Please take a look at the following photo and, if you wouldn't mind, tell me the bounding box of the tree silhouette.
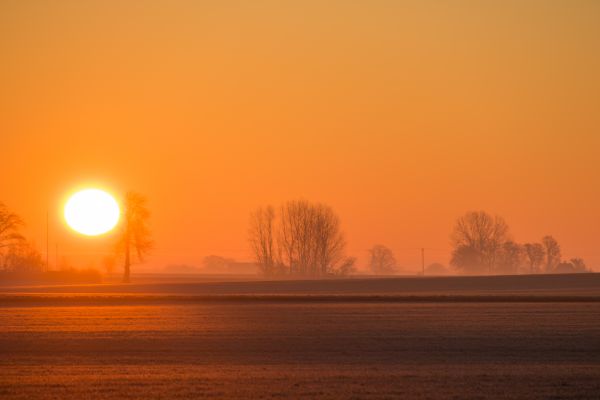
[569,258,587,272]
[450,211,511,274]
[554,258,587,274]
[523,243,545,273]
[0,202,24,251]
[249,206,276,275]
[448,212,590,276]
[368,245,398,274]
[425,263,450,275]
[542,235,561,273]
[249,200,353,277]
[497,241,523,274]
[116,192,152,282]
[2,240,44,272]
[0,202,27,271]
[278,200,347,276]
[450,245,484,275]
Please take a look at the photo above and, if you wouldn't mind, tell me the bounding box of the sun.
[65,189,121,236]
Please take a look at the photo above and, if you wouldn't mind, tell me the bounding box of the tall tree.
[541,235,561,273]
[523,243,545,273]
[311,203,346,276]
[368,245,398,274]
[450,211,510,274]
[249,206,276,275]
[117,192,152,282]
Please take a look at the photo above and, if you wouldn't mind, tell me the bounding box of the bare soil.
[1,274,599,399]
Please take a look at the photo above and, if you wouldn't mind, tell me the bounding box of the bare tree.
[335,257,357,276]
[0,202,24,251]
[542,235,561,273]
[450,245,484,275]
[569,258,587,272]
[496,241,523,274]
[368,245,398,274]
[116,192,152,282]
[311,203,346,276]
[278,200,346,276]
[1,240,44,272]
[277,201,299,274]
[278,200,316,275]
[450,211,511,274]
[249,206,276,275]
[250,200,351,277]
[0,202,26,271]
[523,243,545,273]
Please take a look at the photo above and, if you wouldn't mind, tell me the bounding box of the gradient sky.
[1,1,599,271]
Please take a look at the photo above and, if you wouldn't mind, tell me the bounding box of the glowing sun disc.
[65,189,120,236]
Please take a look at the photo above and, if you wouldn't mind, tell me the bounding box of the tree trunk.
[123,243,131,283]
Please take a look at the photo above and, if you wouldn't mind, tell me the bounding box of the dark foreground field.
[1,274,599,399]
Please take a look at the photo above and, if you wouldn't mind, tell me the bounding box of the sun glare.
[64,189,120,236]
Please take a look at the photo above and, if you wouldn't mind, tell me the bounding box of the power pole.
[421,248,425,276]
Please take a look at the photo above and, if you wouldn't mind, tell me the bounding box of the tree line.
[249,204,591,276]
[450,211,588,275]
[2,197,592,279]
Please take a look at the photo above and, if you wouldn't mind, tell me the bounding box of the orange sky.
[1,1,599,272]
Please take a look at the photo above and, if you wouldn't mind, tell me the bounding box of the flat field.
[1,274,599,399]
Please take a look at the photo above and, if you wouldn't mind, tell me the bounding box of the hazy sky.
[1,1,599,271]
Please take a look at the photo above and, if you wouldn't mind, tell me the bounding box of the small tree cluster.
[450,211,510,274]
[450,211,589,275]
[368,245,398,274]
[0,202,44,272]
[249,200,355,277]
[1,239,44,272]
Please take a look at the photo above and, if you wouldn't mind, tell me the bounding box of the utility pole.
[421,248,425,276]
